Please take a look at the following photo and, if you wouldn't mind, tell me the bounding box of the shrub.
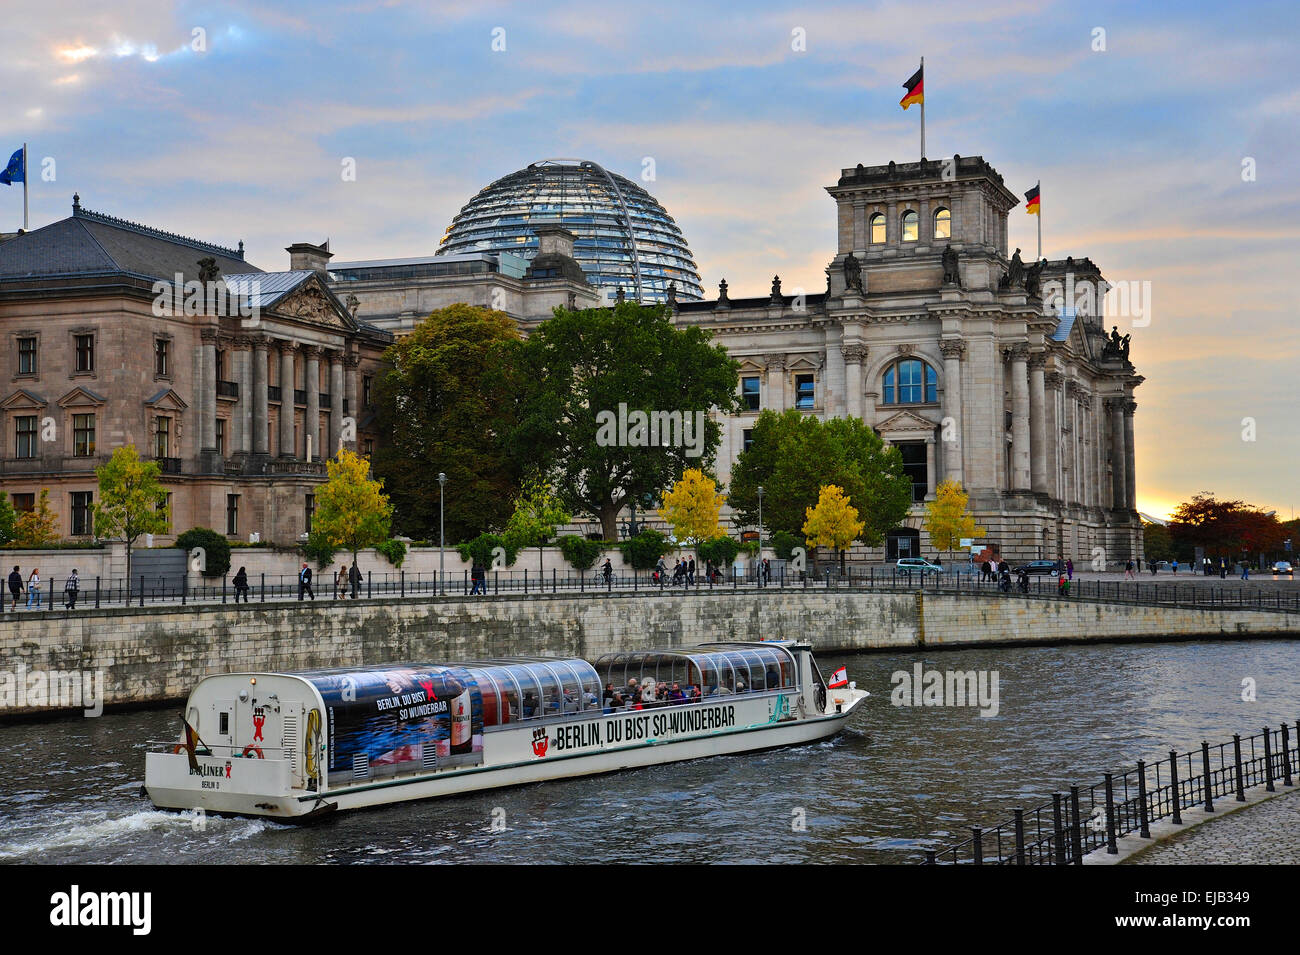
[697,535,740,568]
[175,527,232,578]
[740,540,761,558]
[771,530,803,561]
[558,535,602,570]
[457,533,518,568]
[619,529,671,570]
[300,530,338,571]
[375,537,407,568]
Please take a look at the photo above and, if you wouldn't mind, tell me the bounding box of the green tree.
[658,468,725,546]
[0,494,15,547]
[502,473,571,576]
[696,535,741,572]
[923,479,985,566]
[372,303,523,543]
[620,529,671,570]
[508,301,740,540]
[13,489,60,547]
[175,527,232,578]
[729,409,911,544]
[312,448,394,566]
[457,532,518,569]
[558,535,602,571]
[93,446,171,583]
[802,484,865,574]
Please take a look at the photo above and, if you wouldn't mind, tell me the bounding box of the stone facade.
[0,202,392,546]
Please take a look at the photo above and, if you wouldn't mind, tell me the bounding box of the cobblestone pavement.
[1127,787,1300,864]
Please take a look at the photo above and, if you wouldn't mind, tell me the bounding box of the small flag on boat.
[181,716,204,773]
[827,666,849,689]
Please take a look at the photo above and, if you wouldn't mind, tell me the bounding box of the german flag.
[900,66,924,110]
[1025,184,1041,215]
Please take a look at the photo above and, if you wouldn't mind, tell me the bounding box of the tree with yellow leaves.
[923,479,985,568]
[658,468,725,546]
[802,484,865,575]
[311,448,394,566]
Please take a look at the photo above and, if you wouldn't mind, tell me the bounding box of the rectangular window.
[71,491,93,536]
[742,428,754,453]
[795,374,816,410]
[11,493,34,514]
[155,416,171,458]
[215,349,225,382]
[215,418,225,456]
[159,492,173,534]
[15,415,38,458]
[362,374,374,408]
[305,493,315,534]
[363,438,374,458]
[73,413,96,457]
[226,494,239,536]
[18,337,37,375]
[154,338,169,377]
[741,376,761,412]
[74,334,95,373]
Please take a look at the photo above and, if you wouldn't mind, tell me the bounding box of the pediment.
[1,388,47,410]
[786,354,821,372]
[145,388,189,411]
[57,386,106,408]
[272,276,356,331]
[876,409,937,433]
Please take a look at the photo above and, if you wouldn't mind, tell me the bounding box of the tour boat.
[144,640,867,820]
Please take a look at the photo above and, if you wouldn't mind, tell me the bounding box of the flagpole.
[22,143,28,231]
[1035,179,1041,261]
[919,57,925,159]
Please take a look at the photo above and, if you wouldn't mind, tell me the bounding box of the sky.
[0,0,1296,521]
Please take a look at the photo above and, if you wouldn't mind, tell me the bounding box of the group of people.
[6,565,81,610]
[225,561,364,604]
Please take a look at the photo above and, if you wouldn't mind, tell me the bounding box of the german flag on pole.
[900,65,924,110]
[1025,183,1041,215]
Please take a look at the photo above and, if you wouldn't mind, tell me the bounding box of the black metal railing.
[157,457,182,474]
[924,722,1300,864]
[0,565,1297,616]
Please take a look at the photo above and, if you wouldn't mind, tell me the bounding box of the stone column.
[824,326,845,417]
[841,343,866,419]
[1124,400,1137,513]
[765,355,786,413]
[304,346,321,462]
[344,353,360,451]
[233,337,252,454]
[279,342,296,458]
[1044,372,1063,500]
[329,351,344,458]
[252,337,269,456]
[1028,352,1047,494]
[887,201,898,246]
[1008,343,1031,489]
[199,328,218,454]
[925,437,937,498]
[1107,398,1126,510]
[939,339,965,485]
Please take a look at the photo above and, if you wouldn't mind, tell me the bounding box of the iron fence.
[925,721,1300,864]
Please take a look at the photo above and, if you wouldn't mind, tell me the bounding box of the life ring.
[242,744,264,759]
[304,709,322,780]
[172,743,186,754]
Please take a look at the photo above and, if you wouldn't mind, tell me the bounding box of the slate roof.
[223,270,314,310]
[0,198,259,283]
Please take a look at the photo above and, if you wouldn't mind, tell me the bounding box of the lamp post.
[438,472,447,595]
[757,485,765,614]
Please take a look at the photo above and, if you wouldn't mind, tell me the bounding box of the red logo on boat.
[531,728,549,758]
[419,679,435,701]
[225,761,232,779]
[252,709,265,742]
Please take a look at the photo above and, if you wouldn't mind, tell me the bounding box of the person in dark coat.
[349,560,362,599]
[232,566,250,603]
[7,566,22,611]
[298,562,314,600]
[64,569,80,610]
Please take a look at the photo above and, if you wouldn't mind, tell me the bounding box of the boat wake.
[0,807,268,860]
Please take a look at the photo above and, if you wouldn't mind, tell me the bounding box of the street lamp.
[438,472,447,595]
[757,484,765,597]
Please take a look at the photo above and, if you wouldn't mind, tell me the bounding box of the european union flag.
[0,148,24,185]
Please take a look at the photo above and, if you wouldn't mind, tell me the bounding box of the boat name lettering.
[376,690,444,713]
[551,705,737,753]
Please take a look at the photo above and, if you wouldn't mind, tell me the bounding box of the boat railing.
[499,684,797,727]
[146,740,289,756]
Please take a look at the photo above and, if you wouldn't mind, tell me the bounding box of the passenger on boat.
[603,683,617,706]
[765,667,780,689]
[712,682,732,696]
[522,692,539,718]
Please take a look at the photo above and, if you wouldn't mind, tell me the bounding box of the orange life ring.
[242,744,264,759]
[172,743,185,754]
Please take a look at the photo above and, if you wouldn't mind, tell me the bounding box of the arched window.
[933,207,951,240]
[869,212,885,244]
[901,210,919,242]
[881,358,937,404]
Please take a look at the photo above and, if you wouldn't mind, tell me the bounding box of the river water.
[1,638,1297,864]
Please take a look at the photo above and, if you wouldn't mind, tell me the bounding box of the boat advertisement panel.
[306,667,484,781]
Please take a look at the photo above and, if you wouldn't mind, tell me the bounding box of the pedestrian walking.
[1065,558,1073,581]
[232,566,250,603]
[1171,558,1179,574]
[64,569,80,610]
[26,567,41,608]
[654,557,666,587]
[335,564,347,599]
[1219,558,1227,579]
[762,557,771,584]
[980,560,992,582]
[1124,559,1135,580]
[349,560,362,599]
[7,565,22,611]
[687,557,697,586]
[470,560,486,595]
[1241,563,1250,581]
[297,562,314,600]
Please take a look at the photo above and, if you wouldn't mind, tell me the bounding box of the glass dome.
[438,158,704,304]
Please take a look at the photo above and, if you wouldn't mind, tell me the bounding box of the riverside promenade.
[1122,786,1300,865]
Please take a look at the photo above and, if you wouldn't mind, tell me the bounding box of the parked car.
[1273,561,1294,575]
[896,557,944,575]
[1014,560,1060,576]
